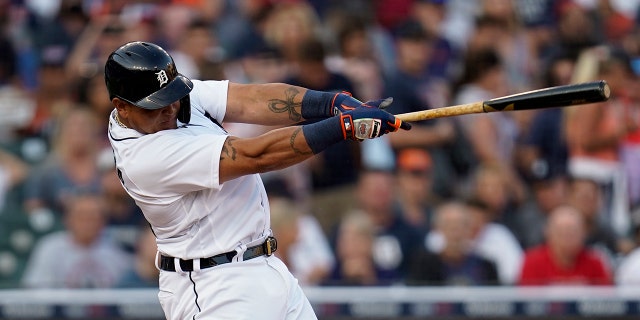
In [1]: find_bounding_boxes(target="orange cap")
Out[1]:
[397,148,432,171]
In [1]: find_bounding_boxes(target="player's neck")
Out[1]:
[114,111,129,129]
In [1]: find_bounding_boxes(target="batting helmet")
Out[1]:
[105,41,193,123]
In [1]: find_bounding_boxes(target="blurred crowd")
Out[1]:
[1,0,640,289]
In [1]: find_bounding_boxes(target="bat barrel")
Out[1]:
[482,80,610,112]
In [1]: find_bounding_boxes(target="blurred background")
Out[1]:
[1,0,640,319]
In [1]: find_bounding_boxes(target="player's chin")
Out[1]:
[157,120,178,131]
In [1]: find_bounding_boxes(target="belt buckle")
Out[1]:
[264,237,277,256]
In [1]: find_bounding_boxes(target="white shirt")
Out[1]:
[472,223,524,285]
[108,80,272,259]
[22,231,132,288]
[289,215,335,286]
[425,223,524,285]
[616,247,640,286]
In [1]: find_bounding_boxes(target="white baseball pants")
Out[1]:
[157,255,317,319]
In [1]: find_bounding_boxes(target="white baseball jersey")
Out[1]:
[108,79,271,259]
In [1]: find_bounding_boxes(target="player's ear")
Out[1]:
[113,98,128,114]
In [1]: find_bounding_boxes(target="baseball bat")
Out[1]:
[395,80,610,122]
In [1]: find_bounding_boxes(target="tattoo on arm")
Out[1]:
[220,137,238,161]
[291,127,312,155]
[268,87,302,121]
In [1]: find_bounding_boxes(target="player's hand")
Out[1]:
[339,107,411,141]
[330,92,394,116]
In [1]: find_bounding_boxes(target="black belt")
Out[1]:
[159,237,277,272]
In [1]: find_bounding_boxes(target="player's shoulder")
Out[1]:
[190,79,229,95]
[188,79,230,120]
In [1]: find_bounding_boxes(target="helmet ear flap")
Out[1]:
[178,95,191,123]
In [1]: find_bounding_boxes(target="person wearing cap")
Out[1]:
[382,19,457,199]
[394,148,437,232]
[406,201,499,286]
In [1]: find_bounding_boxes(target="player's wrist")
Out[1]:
[301,116,346,154]
[301,90,335,119]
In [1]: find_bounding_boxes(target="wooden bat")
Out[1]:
[395,80,611,122]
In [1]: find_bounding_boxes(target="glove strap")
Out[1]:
[340,114,354,139]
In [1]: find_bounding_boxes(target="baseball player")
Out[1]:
[104,41,410,319]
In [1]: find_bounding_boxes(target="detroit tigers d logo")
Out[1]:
[156,70,169,87]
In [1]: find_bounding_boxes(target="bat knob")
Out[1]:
[600,80,611,100]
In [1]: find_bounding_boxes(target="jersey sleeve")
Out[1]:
[189,80,229,123]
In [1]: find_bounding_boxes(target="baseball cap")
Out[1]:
[393,19,430,41]
[397,148,432,172]
[39,44,68,67]
[416,0,447,4]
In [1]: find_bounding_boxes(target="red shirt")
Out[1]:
[518,245,612,286]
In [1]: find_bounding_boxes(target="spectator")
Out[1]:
[76,72,114,148]
[453,48,526,205]
[565,45,636,238]
[65,16,127,92]
[518,205,613,286]
[325,13,384,102]
[465,198,523,286]
[23,107,103,234]
[514,170,570,249]
[170,18,225,81]
[268,195,334,286]
[467,163,521,237]
[382,19,457,198]
[262,1,321,62]
[17,44,76,143]
[341,169,425,283]
[466,15,510,59]
[116,226,158,288]
[567,176,629,267]
[225,36,289,85]
[475,2,539,93]
[214,0,274,62]
[393,148,437,232]
[407,201,499,286]
[325,211,395,286]
[383,19,451,128]
[22,193,132,288]
[411,0,459,81]
[541,1,599,61]
[25,1,88,60]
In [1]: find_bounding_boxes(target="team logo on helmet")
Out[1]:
[156,70,169,87]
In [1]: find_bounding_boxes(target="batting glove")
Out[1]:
[339,107,411,141]
[330,92,394,116]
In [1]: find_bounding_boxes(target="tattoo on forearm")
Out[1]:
[221,137,238,161]
[268,87,302,121]
[291,127,312,155]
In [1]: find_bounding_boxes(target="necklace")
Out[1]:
[113,112,129,129]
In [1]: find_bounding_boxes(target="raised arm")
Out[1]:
[218,99,411,183]
[224,83,307,125]
[224,82,383,125]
